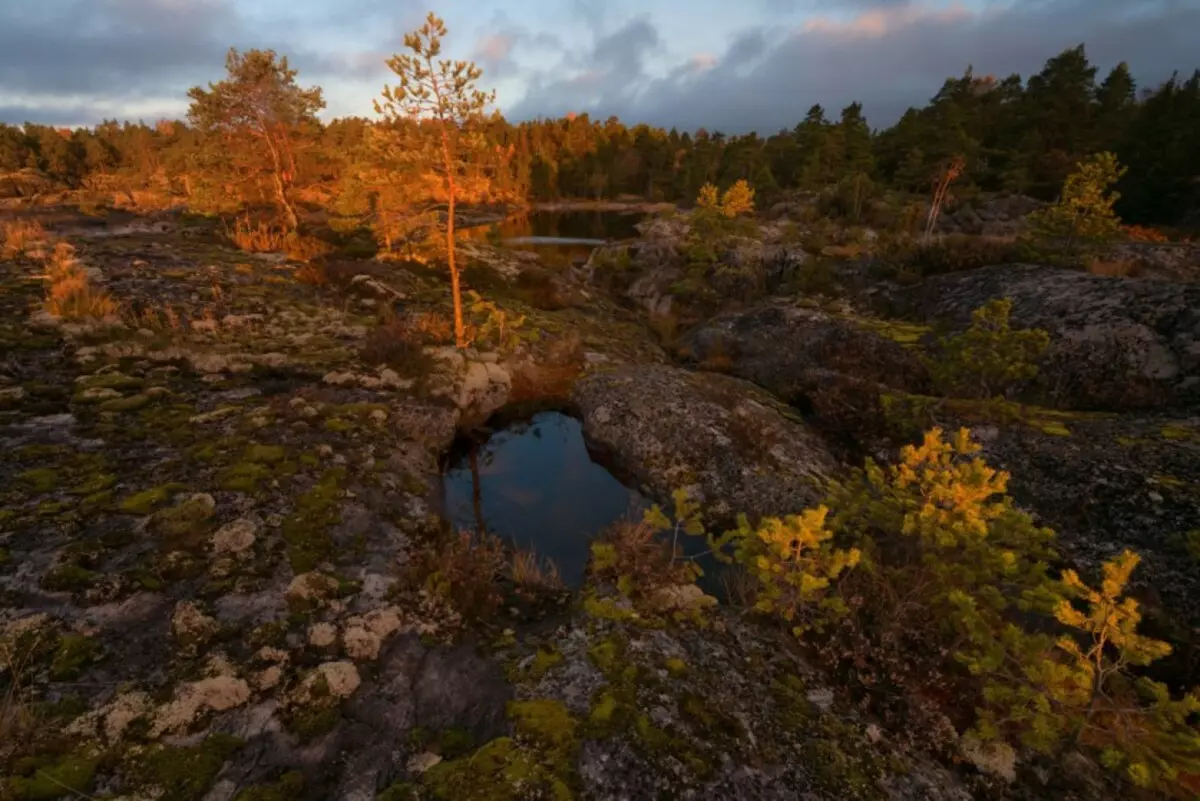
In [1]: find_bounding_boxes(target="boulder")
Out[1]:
[963,411,1200,639]
[886,264,1200,411]
[678,301,930,445]
[572,365,838,522]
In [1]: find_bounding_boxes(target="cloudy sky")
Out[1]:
[2,0,1197,133]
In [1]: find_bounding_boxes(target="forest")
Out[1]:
[1,44,1199,229]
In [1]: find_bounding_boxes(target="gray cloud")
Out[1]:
[506,0,1200,132]
[2,0,1198,132]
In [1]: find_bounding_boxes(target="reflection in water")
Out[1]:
[441,412,648,587]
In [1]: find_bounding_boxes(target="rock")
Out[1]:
[572,365,838,522]
[212,517,259,554]
[458,359,511,418]
[964,410,1200,633]
[886,264,1200,410]
[678,300,930,442]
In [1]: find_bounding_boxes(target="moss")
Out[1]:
[528,646,564,681]
[120,483,186,514]
[151,495,216,550]
[798,721,885,799]
[323,417,353,433]
[70,472,116,495]
[508,699,577,750]
[664,657,687,676]
[422,737,574,801]
[282,468,346,573]
[436,727,477,759]
[679,692,743,740]
[378,782,419,801]
[1161,425,1197,441]
[581,593,638,622]
[17,468,59,493]
[586,635,624,677]
[49,634,102,680]
[233,771,304,801]
[98,393,153,413]
[41,563,98,592]
[126,733,244,801]
[633,713,711,778]
[15,444,68,460]
[1037,421,1071,437]
[219,461,273,492]
[244,443,287,463]
[78,372,144,391]
[5,750,99,801]
[589,690,618,729]
[0,547,10,567]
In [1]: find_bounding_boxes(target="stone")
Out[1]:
[885,264,1200,410]
[573,365,837,523]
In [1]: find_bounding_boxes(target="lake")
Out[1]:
[461,209,647,263]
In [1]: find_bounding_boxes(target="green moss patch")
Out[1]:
[124,733,243,801]
[120,483,187,514]
[282,468,346,573]
[5,750,100,801]
[49,634,102,680]
[233,771,304,801]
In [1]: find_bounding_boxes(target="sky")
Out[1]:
[1,0,1198,133]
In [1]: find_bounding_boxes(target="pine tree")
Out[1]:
[375,12,496,349]
[1028,151,1127,260]
[186,49,324,230]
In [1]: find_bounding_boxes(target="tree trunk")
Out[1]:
[259,123,300,231]
[441,127,466,349]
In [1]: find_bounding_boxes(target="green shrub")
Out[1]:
[926,298,1050,398]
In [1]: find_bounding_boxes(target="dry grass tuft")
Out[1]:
[225,214,330,261]
[511,547,564,593]
[406,530,508,620]
[43,242,117,320]
[1,219,48,259]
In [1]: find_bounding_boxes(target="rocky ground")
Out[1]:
[1,206,1197,800]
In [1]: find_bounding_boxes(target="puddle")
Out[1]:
[440,411,648,586]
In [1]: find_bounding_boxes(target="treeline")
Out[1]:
[1,44,1198,226]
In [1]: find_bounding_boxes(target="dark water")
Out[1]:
[440,412,649,586]
[462,210,645,263]
[497,210,645,241]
